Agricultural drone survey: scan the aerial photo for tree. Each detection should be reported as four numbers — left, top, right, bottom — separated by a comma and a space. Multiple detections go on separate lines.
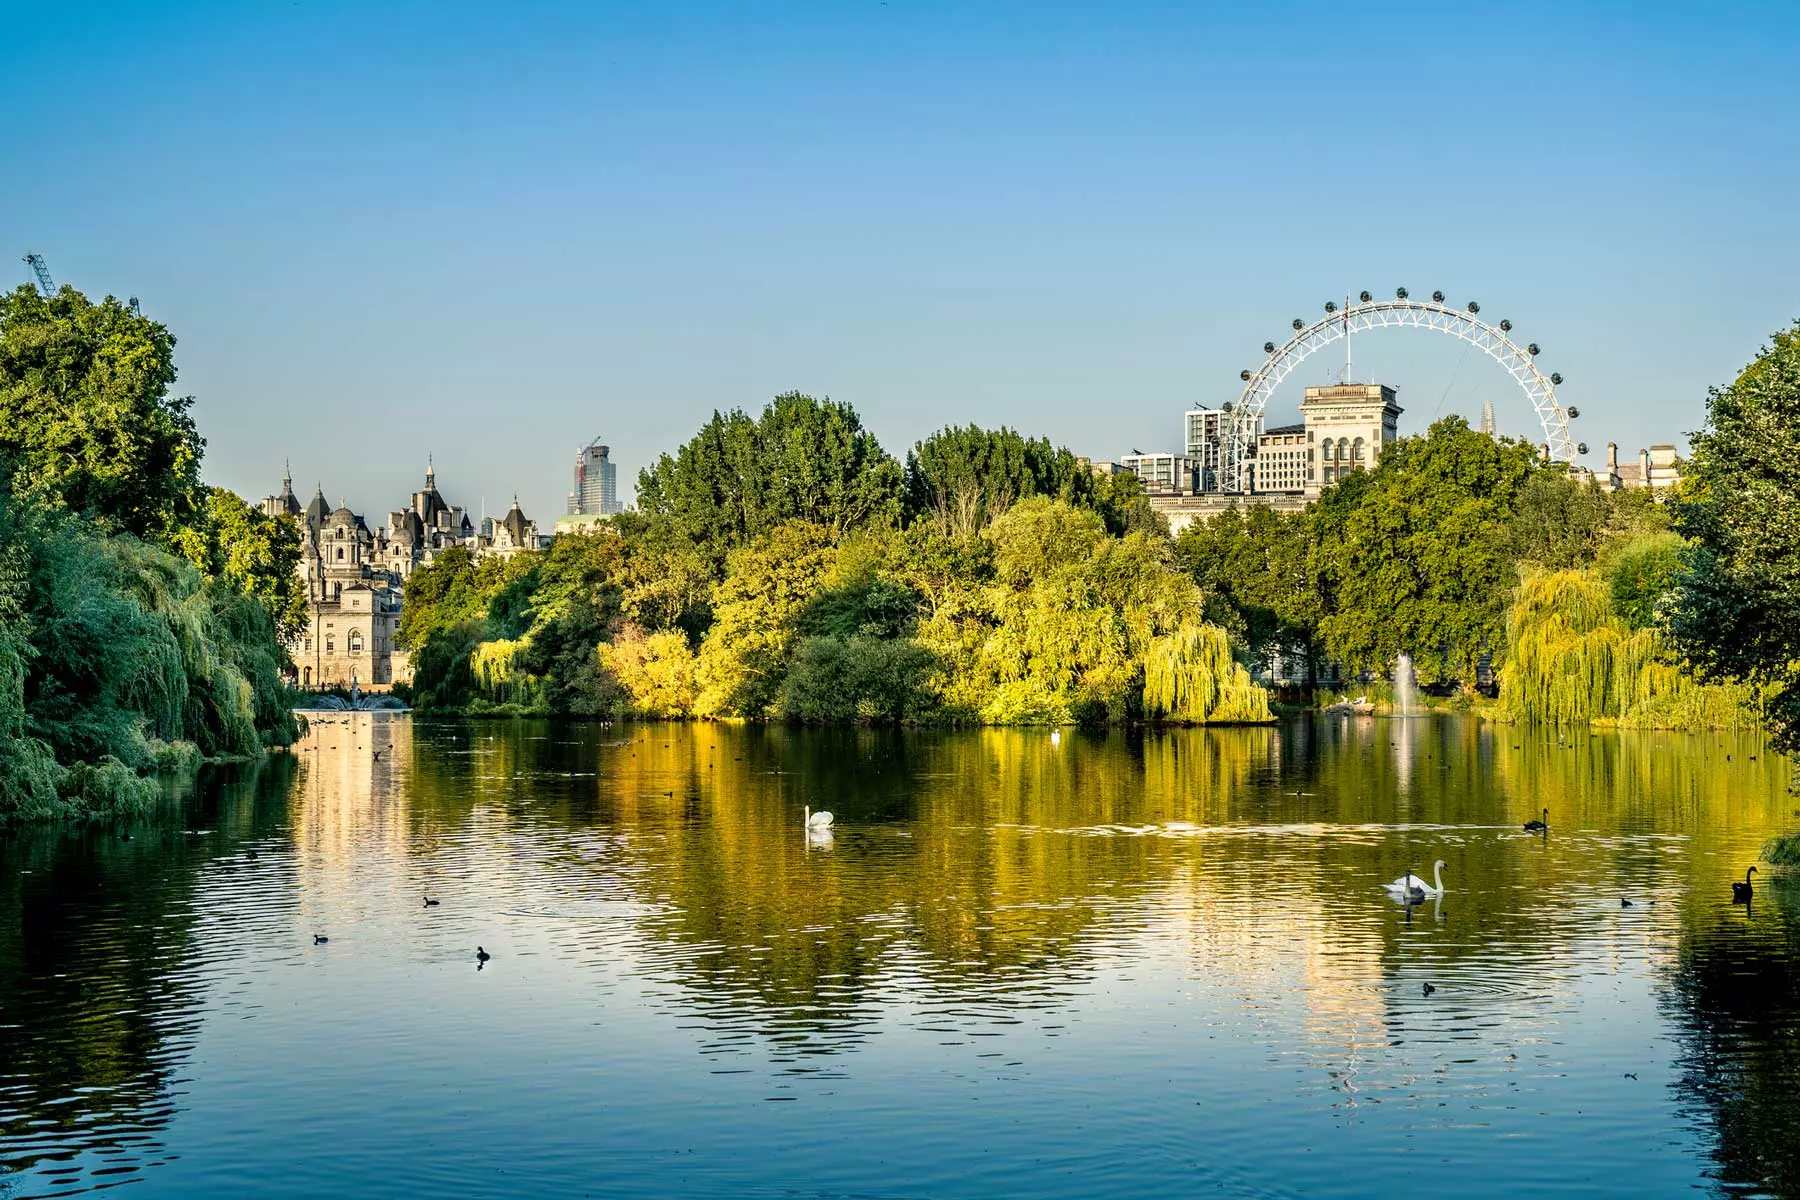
636, 393, 903, 568
1667, 320, 1800, 750
396, 546, 535, 650
694, 522, 840, 717
1176, 504, 1319, 678
1310, 417, 1541, 685
904, 426, 1079, 536
0, 284, 202, 541
168, 488, 307, 642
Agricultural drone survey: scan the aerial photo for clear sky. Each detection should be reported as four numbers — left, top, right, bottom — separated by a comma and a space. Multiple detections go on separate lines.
5, 0, 1796, 523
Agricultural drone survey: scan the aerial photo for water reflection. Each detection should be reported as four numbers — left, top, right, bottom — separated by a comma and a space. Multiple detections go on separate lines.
0, 717, 1794, 1198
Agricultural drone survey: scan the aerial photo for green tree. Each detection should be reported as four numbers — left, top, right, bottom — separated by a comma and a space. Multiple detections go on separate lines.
904, 425, 1081, 536
396, 546, 535, 650
637, 393, 903, 568
168, 487, 307, 642
1667, 320, 1800, 749
694, 522, 840, 717
1176, 504, 1319, 678
0, 285, 202, 541
1311, 416, 1541, 685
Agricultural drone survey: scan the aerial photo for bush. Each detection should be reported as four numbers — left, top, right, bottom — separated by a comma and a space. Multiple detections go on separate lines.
778, 635, 938, 723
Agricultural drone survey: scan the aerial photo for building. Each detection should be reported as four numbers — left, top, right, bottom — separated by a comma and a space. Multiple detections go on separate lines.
1251, 423, 1309, 495
1300, 384, 1402, 496
259, 463, 547, 691
486, 497, 545, 558
1120, 451, 1196, 493
1138, 383, 1403, 531
1184, 407, 1232, 492
568, 436, 624, 517
1600, 442, 1682, 492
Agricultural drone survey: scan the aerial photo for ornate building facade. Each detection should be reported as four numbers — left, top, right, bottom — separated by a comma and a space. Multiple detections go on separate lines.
260, 463, 546, 691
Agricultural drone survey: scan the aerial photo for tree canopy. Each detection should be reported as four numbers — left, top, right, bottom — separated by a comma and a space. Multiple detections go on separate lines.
636, 392, 904, 569
1667, 320, 1800, 749
0, 284, 202, 542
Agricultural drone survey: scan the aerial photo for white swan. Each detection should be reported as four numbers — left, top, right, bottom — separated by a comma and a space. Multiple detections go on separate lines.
1050, 729, 1062, 746
804, 805, 834, 830
1383, 859, 1447, 898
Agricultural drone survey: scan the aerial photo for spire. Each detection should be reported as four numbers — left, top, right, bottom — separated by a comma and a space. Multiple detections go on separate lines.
282, 458, 292, 490
425, 454, 436, 488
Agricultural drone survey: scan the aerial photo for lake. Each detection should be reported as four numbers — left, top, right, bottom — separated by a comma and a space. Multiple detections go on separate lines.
2, 715, 1797, 1198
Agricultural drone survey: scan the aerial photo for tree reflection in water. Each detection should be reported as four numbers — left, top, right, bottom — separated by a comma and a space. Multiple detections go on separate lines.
0, 756, 294, 1184
1670, 884, 1800, 1197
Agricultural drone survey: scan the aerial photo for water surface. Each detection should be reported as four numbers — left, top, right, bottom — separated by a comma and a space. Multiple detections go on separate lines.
2, 716, 1796, 1198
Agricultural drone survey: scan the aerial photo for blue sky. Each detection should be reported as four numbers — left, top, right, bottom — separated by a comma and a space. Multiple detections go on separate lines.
5, 0, 1796, 521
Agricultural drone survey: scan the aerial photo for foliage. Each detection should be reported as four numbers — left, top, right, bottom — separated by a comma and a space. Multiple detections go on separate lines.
694, 522, 839, 718
777, 635, 938, 723
167, 486, 308, 641
1312, 417, 1542, 684
636, 393, 904, 569
396, 545, 535, 650
1143, 623, 1274, 724
903, 425, 1145, 537
0, 284, 202, 542
0, 490, 297, 823
1667, 320, 1800, 751
1175, 504, 1318, 677
1763, 833, 1800, 867
1606, 532, 1687, 629
600, 625, 699, 717
1497, 570, 1753, 731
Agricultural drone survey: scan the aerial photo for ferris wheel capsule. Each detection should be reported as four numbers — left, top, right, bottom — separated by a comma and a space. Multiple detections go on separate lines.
1577, 442, 1589, 455
1396, 287, 1408, 299
1567, 406, 1580, 419
1324, 300, 1337, 313
1499, 319, 1512, 332
1359, 290, 1371, 303
1264, 341, 1276, 354
1467, 301, 1480, 314
1528, 343, 1540, 356
1293, 318, 1304, 330
1241, 369, 1252, 381
1551, 372, 1563, 386
1431, 290, 1445, 303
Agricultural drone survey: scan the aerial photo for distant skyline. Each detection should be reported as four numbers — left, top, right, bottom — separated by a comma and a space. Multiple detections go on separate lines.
5, 0, 1797, 522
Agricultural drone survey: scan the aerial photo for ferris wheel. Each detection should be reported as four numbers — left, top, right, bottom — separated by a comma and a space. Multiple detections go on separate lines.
1217, 290, 1583, 493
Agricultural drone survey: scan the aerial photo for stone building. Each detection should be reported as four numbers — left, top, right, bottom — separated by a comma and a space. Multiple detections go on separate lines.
1599, 442, 1682, 492
260, 462, 546, 691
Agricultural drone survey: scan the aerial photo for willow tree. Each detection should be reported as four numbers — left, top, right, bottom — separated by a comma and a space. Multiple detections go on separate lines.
1144, 624, 1273, 724
1498, 570, 1752, 731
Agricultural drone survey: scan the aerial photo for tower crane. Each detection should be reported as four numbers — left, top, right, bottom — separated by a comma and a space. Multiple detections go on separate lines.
23, 253, 55, 296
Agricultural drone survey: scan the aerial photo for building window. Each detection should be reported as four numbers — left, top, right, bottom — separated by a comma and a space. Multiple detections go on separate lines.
337, 547, 345, 561
326, 636, 335, 653
348, 630, 364, 653
303, 638, 311, 652
1353, 437, 1366, 462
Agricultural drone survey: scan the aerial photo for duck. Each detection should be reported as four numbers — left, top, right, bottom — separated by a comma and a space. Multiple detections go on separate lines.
476, 946, 491, 963
804, 805, 834, 830
1732, 867, 1757, 903
313, 934, 329, 944
1421, 982, 1436, 997
1523, 808, 1549, 833
1383, 860, 1448, 899
1621, 898, 1634, 908
423, 896, 440, 907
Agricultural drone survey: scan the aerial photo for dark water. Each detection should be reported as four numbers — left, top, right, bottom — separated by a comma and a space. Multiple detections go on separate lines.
2, 716, 1797, 1199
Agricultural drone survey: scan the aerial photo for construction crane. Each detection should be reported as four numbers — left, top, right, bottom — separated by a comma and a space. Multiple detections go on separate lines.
23, 253, 55, 296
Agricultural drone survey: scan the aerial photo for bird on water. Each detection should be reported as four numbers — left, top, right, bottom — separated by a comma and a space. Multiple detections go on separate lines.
1524, 808, 1549, 833
804, 805, 834, 830
1384, 860, 1447, 899
476, 946, 491, 963
314, 934, 329, 944
423, 896, 440, 907
1733, 867, 1757, 903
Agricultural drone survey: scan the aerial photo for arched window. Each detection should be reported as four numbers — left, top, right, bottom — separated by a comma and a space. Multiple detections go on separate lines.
1353, 437, 1367, 463
348, 630, 364, 653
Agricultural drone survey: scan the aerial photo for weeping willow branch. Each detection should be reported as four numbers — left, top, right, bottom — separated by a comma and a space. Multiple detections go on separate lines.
1144, 623, 1274, 724
1497, 570, 1755, 731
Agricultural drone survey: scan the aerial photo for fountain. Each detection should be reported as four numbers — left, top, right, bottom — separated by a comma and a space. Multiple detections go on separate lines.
1394, 652, 1417, 718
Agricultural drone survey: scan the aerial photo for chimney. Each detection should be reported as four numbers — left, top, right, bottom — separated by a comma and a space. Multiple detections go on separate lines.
1606, 441, 1618, 471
